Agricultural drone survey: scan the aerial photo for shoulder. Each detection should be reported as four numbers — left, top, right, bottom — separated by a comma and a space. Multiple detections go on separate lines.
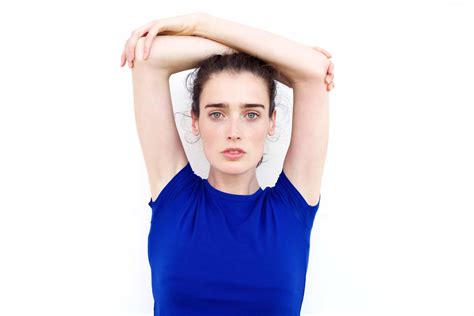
149, 161, 202, 208
266, 168, 321, 230
270, 168, 321, 209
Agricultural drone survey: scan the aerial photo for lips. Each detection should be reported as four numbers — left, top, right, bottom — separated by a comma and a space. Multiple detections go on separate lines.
222, 147, 245, 153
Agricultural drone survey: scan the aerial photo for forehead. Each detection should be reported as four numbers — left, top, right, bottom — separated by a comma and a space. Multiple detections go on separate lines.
200, 71, 268, 110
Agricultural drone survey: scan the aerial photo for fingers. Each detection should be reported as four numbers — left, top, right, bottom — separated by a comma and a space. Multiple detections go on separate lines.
310, 47, 335, 90
326, 60, 335, 91
311, 46, 332, 59
327, 82, 335, 91
122, 21, 156, 68
325, 74, 333, 84
121, 49, 126, 67
129, 21, 156, 62
143, 23, 162, 60
309, 46, 335, 91
121, 41, 133, 68
126, 37, 135, 68
320, 47, 332, 59
325, 61, 334, 84
321, 48, 332, 58
128, 32, 140, 62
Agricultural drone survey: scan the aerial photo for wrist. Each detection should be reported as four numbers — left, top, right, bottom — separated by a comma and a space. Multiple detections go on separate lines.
193, 12, 212, 38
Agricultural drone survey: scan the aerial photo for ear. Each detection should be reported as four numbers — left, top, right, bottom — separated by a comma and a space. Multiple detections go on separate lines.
191, 111, 200, 136
269, 109, 277, 136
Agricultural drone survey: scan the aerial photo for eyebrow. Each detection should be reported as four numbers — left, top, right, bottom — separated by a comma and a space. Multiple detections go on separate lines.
204, 102, 265, 110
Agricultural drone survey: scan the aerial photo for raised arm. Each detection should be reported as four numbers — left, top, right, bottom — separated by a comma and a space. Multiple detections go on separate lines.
131, 35, 238, 202
190, 13, 331, 206
134, 34, 239, 73
124, 13, 334, 205
193, 13, 330, 85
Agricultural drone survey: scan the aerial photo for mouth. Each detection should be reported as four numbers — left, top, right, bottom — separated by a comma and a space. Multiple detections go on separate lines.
222, 147, 246, 154
222, 150, 245, 160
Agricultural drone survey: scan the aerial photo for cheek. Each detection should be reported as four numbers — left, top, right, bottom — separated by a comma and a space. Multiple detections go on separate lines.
252, 124, 268, 140
200, 125, 220, 139
199, 126, 220, 150
200, 120, 267, 141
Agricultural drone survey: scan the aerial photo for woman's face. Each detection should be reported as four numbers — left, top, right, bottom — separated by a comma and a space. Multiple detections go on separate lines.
192, 71, 276, 174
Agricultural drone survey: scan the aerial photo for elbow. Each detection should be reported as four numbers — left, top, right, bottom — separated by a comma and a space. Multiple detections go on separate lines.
307, 54, 330, 81
292, 53, 330, 84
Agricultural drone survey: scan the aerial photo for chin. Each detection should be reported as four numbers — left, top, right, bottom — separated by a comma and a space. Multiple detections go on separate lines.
214, 160, 249, 174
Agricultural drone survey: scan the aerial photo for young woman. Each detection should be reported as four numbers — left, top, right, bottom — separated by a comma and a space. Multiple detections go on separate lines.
121, 12, 335, 316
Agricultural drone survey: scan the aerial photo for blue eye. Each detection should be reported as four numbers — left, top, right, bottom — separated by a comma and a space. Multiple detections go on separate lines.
208, 112, 260, 120
209, 112, 222, 119
247, 112, 260, 119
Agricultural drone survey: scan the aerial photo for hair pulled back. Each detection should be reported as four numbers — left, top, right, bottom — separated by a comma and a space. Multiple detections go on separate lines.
185, 51, 280, 168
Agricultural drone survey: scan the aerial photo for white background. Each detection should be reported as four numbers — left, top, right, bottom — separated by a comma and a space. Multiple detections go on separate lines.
1, 0, 473, 315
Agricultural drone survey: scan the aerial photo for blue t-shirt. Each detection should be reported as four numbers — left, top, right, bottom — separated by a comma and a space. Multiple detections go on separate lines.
147, 161, 321, 316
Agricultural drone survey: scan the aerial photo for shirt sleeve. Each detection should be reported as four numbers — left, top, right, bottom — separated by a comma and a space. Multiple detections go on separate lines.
148, 161, 200, 209
271, 169, 321, 231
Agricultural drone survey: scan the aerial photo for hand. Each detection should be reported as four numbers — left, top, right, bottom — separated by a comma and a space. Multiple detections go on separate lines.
120, 12, 202, 68
275, 46, 335, 91
311, 46, 335, 92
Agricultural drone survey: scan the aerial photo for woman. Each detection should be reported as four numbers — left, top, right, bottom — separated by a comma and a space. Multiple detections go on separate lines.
121, 12, 335, 316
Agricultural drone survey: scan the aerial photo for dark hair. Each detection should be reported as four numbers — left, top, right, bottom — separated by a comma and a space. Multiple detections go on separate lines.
185, 51, 280, 168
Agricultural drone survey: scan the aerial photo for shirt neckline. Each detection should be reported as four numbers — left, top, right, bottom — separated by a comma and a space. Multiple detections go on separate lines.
203, 178, 263, 201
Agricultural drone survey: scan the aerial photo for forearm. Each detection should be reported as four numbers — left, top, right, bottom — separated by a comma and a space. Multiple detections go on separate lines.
193, 13, 328, 84
135, 34, 238, 75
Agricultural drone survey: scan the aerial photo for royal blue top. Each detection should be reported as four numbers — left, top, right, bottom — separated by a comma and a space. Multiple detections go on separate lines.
147, 161, 321, 316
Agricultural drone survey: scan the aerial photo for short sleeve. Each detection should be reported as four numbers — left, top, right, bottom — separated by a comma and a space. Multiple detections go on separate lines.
271, 169, 321, 230
148, 161, 200, 209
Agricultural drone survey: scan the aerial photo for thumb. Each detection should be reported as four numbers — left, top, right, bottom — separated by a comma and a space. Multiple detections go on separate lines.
311, 46, 332, 59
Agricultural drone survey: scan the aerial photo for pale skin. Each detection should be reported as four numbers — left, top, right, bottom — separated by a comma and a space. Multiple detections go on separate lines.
194, 71, 277, 195
122, 13, 334, 205
121, 13, 334, 91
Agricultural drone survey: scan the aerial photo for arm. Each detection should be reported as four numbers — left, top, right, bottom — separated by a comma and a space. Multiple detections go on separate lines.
193, 13, 330, 85
134, 34, 238, 74
283, 79, 329, 206
131, 59, 187, 202
132, 35, 240, 202
134, 34, 294, 88
192, 13, 330, 206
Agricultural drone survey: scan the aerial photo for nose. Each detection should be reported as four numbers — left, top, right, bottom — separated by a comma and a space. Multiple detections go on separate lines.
227, 117, 241, 140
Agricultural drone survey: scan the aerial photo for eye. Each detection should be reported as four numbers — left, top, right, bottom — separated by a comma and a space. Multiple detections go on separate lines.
209, 112, 223, 119
246, 112, 260, 120
208, 112, 260, 120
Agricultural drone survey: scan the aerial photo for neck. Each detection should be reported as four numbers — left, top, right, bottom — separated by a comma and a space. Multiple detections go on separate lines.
207, 166, 260, 195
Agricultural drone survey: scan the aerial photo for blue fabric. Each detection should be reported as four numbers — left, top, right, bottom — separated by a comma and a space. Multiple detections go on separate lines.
147, 161, 321, 316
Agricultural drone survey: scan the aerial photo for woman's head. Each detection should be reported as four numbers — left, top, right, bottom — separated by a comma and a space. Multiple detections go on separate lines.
186, 52, 279, 173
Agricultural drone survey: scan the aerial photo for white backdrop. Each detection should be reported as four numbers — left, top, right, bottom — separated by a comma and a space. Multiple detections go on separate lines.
1, 0, 473, 315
